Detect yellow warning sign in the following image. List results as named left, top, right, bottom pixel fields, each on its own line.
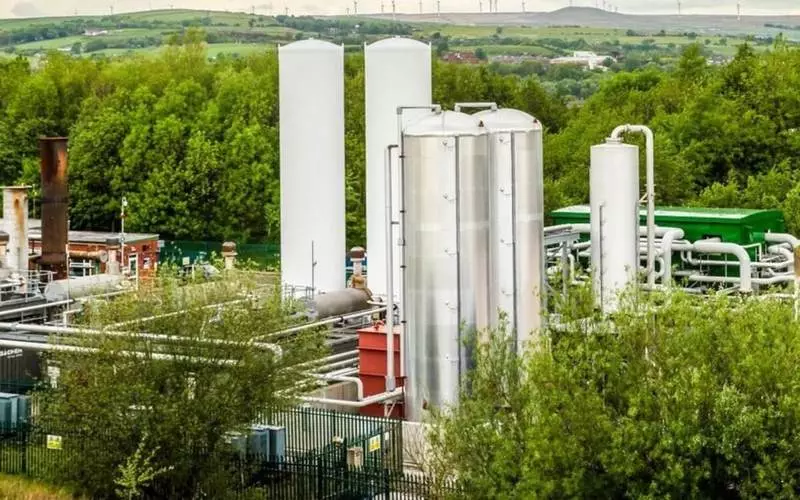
left=368, top=436, right=381, bottom=453
left=46, top=435, right=63, bottom=450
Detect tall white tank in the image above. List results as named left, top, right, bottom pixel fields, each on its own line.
left=402, top=111, right=490, bottom=421
left=474, top=109, right=544, bottom=352
left=279, top=40, right=346, bottom=294
left=365, top=38, right=432, bottom=299
left=590, top=139, right=640, bottom=312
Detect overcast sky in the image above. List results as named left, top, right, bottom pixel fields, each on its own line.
left=3, top=0, right=799, bottom=18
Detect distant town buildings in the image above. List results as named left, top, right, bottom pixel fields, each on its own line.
left=441, top=51, right=481, bottom=64
left=84, top=29, right=109, bottom=37
left=550, top=51, right=614, bottom=70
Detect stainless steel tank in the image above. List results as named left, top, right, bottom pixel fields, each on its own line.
left=401, top=110, right=490, bottom=421
left=475, top=108, right=544, bottom=353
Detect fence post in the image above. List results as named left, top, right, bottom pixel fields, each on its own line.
left=384, top=467, right=390, bottom=499
left=20, top=429, right=27, bottom=475
left=316, top=455, right=323, bottom=499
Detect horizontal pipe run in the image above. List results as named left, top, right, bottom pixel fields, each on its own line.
left=765, top=232, right=800, bottom=250
left=0, top=299, right=74, bottom=317
left=311, top=373, right=364, bottom=400
left=296, top=349, right=358, bottom=368
left=0, top=339, right=240, bottom=365
left=0, top=322, right=283, bottom=357
left=259, top=307, right=386, bottom=340
left=300, top=387, right=404, bottom=408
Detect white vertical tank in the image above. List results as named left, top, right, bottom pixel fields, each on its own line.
left=474, top=109, right=544, bottom=352
left=402, top=111, right=490, bottom=421
left=365, top=38, right=432, bottom=299
left=590, top=139, right=640, bottom=312
left=279, top=40, right=346, bottom=294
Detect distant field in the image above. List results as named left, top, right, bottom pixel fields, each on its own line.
left=87, top=42, right=275, bottom=59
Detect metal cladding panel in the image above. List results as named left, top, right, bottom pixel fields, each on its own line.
left=590, top=142, right=640, bottom=312
left=365, top=37, right=431, bottom=299
left=279, top=40, right=346, bottom=294
left=39, top=138, right=69, bottom=280
left=476, top=109, right=544, bottom=352
left=3, top=187, right=29, bottom=272
left=402, top=112, right=490, bottom=421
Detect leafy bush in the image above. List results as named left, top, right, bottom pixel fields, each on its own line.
left=430, top=290, right=800, bottom=498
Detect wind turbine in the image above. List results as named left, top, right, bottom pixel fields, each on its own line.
left=522, top=0, right=526, bottom=12
left=353, top=0, right=358, bottom=15
left=677, top=0, right=681, bottom=16
left=737, top=1, right=742, bottom=21
left=479, top=0, right=483, bottom=12
left=437, top=0, right=441, bottom=17
left=392, top=0, right=396, bottom=20
left=381, top=0, right=385, bottom=13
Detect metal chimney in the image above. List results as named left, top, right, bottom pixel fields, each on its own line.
left=3, top=186, right=29, bottom=273
left=39, top=138, right=69, bottom=280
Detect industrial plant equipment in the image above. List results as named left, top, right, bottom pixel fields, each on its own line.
left=2, top=187, right=29, bottom=275
left=279, top=40, right=346, bottom=294
left=590, top=139, right=640, bottom=312
left=365, top=37, right=432, bottom=299
left=401, top=110, right=490, bottom=421
left=475, top=108, right=544, bottom=352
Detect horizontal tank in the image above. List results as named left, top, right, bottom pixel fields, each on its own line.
left=590, top=140, right=640, bottom=312
left=279, top=40, right=346, bottom=294
left=44, top=275, right=125, bottom=302
left=306, top=288, right=372, bottom=320
left=402, top=111, right=490, bottom=421
left=475, top=108, right=544, bottom=352
left=365, top=37, right=432, bottom=300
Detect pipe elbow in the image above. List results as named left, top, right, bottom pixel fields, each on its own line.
left=765, top=232, right=800, bottom=250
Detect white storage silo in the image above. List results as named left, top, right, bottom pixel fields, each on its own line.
left=402, top=111, right=490, bottom=421
left=474, top=109, right=544, bottom=352
left=365, top=38, right=432, bottom=299
left=279, top=40, right=346, bottom=294
left=590, top=139, right=640, bottom=312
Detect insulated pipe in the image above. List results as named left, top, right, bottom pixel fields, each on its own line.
left=686, top=275, right=794, bottom=287
left=0, top=299, right=73, bottom=317
left=0, top=322, right=283, bottom=357
left=659, top=228, right=685, bottom=286
left=692, top=240, right=753, bottom=293
left=311, top=372, right=364, bottom=400
left=768, top=245, right=795, bottom=274
left=0, top=339, right=240, bottom=365
left=300, top=387, right=404, bottom=408
left=257, top=306, right=386, bottom=340
left=385, top=144, right=398, bottom=393
left=610, top=125, right=656, bottom=289
left=453, top=102, right=498, bottom=113
left=766, top=232, right=800, bottom=250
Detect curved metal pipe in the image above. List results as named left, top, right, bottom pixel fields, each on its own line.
left=610, top=124, right=656, bottom=289
left=300, top=387, right=404, bottom=408
left=659, top=228, right=685, bottom=286
left=765, top=232, right=800, bottom=250
left=691, top=240, right=752, bottom=293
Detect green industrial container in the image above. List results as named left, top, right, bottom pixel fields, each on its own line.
left=550, top=205, right=786, bottom=246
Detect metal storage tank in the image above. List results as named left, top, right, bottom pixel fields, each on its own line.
left=402, top=111, right=490, bottom=421
left=474, top=108, right=544, bottom=352
left=279, top=40, right=346, bottom=294
left=365, top=37, right=432, bottom=300
left=590, top=139, right=640, bottom=312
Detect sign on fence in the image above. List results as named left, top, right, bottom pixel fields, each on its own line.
left=368, top=435, right=381, bottom=453
left=46, top=435, right=62, bottom=450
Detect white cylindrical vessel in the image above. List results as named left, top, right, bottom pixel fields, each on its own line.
left=402, top=111, right=490, bottom=421
left=3, top=187, right=29, bottom=273
left=365, top=37, right=432, bottom=299
left=279, top=40, right=346, bottom=294
left=475, top=109, right=544, bottom=352
left=590, top=140, right=640, bottom=312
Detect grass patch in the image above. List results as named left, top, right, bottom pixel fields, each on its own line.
left=0, top=474, right=78, bottom=499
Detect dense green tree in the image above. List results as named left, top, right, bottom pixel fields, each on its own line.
left=429, top=290, right=800, bottom=498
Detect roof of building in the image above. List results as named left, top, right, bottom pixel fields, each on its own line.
left=0, top=219, right=158, bottom=245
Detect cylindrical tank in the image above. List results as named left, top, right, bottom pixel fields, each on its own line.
left=44, top=274, right=124, bottom=302
left=402, top=111, right=490, bottom=421
left=3, top=187, right=29, bottom=273
left=279, top=40, right=346, bottom=294
left=590, top=140, right=640, bottom=312
left=474, top=109, right=544, bottom=352
left=39, top=138, right=69, bottom=280
left=307, top=288, right=372, bottom=320
left=365, top=37, right=432, bottom=300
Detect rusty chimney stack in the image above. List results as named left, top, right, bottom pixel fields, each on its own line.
left=39, top=138, right=69, bottom=280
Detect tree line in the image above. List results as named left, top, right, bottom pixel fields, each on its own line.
left=0, top=40, right=798, bottom=245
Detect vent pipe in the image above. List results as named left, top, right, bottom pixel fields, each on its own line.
left=3, top=186, right=29, bottom=274
left=39, top=138, right=69, bottom=280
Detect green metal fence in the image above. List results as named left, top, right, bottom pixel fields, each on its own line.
left=160, top=240, right=280, bottom=270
